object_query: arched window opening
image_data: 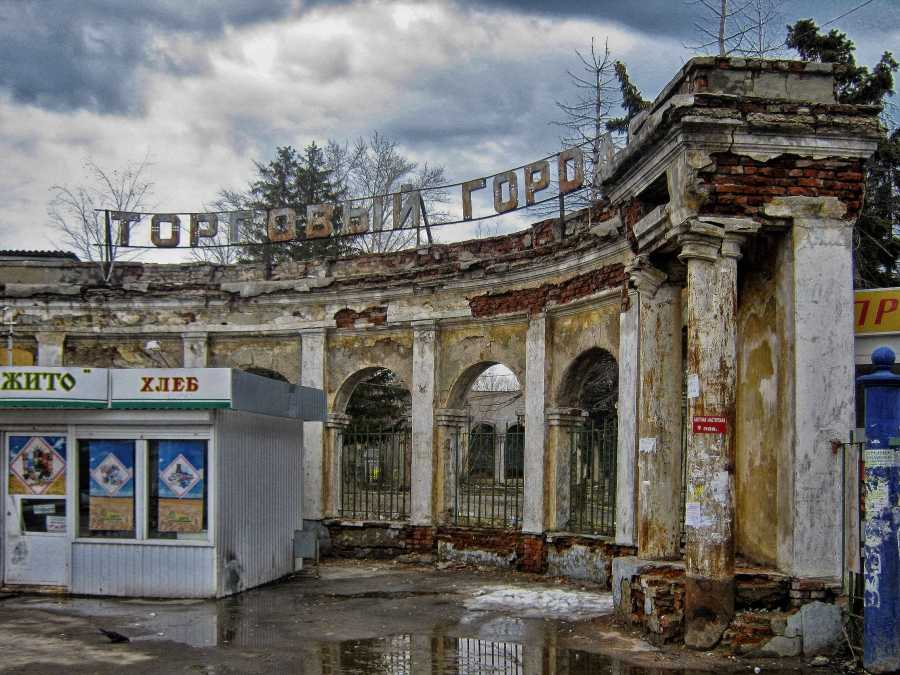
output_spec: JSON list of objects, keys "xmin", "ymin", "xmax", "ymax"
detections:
[
  {"xmin": 450, "ymin": 362, "xmax": 524, "ymax": 529},
  {"xmin": 558, "ymin": 348, "xmax": 618, "ymax": 536},
  {"xmin": 339, "ymin": 368, "xmax": 411, "ymax": 521}
]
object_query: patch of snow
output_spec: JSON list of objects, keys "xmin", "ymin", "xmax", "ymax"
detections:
[{"xmin": 464, "ymin": 586, "xmax": 614, "ymax": 621}]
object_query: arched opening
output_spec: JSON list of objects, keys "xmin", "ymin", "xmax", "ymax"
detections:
[
  {"xmin": 448, "ymin": 362, "xmax": 524, "ymax": 529},
  {"xmin": 344, "ymin": 368, "xmax": 411, "ymax": 434},
  {"xmin": 557, "ymin": 348, "xmax": 618, "ymax": 536},
  {"xmin": 558, "ymin": 347, "xmax": 618, "ymax": 425},
  {"xmin": 337, "ymin": 368, "xmax": 411, "ymax": 521}
]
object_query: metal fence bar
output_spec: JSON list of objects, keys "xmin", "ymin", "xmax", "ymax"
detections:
[
  {"xmin": 339, "ymin": 428, "xmax": 411, "ymax": 521},
  {"xmin": 568, "ymin": 418, "xmax": 617, "ymax": 536},
  {"xmin": 451, "ymin": 428, "xmax": 524, "ymax": 529}
]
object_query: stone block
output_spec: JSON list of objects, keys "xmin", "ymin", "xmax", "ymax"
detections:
[
  {"xmin": 758, "ymin": 635, "xmax": 802, "ymax": 657},
  {"xmin": 799, "ymin": 601, "xmax": 842, "ymax": 656}
]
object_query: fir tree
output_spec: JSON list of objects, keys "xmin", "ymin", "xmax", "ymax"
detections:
[
  {"xmin": 239, "ymin": 143, "xmax": 348, "ymax": 263},
  {"xmin": 605, "ymin": 61, "xmax": 651, "ymax": 137}
]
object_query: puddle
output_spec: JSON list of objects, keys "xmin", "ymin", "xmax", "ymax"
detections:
[
  {"xmin": 318, "ymin": 635, "xmax": 617, "ymax": 674},
  {"xmin": 0, "ymin": 567, "xmax": 845, "ymax": 673}
]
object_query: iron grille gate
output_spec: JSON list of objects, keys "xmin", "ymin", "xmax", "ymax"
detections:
[
  {"xmin": 339, "ymin": 428, "xmax": 411, "ymax": 520},
  {"xmin": 451, "ymin": 425, "xmax": 524, "ymax": 528},
  {"xmin": 568, "ymin": 418, "xmax": 617, "ymax": 536}
]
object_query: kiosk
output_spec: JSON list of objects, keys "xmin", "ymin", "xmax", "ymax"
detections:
[{"xmin": 0, "ymin": 366, "xmax": 324, "ymax": 598}]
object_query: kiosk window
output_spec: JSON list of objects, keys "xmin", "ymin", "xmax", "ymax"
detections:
[
  {"xmin": 78, "ymin": 440, "xmax": 136, "ymax": 539},
  {"xmin": 149, "ymin": 439, "xmax": 208, "ymax": 539},
  {"xmin": 21, "ymin": 499, "xmax": 67, "ymax": 533}
]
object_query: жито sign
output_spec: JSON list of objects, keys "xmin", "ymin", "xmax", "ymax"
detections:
[
  {"xmin": 692, "ymin": 416, "xmax": 727, "ymax": 434},
  {"xmin": 0, "ymin": 367, "xmax": 108, "ymax": 408}
]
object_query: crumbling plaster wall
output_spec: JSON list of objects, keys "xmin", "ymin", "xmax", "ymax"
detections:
[
  {"xmin": 734, "ymin": 234, "xmax": 793, "ymax": 566},
  {"xmin": 437, "ymin": 321, "xmax": 527, "ymax": 409},
  {"xmin": 65, "ymin": 336, "xmax": 183, "ymax": 368},
  {"xmin": 548, "ymin": 299, "xmax": 621, "ymax": 408},
  {"xmin": 209, "ymin": 336, "xmax": 299, "ymax": 383},
  {"xmin": 327, "ymin": 330, "xmax": 414, "ymax": 412}
]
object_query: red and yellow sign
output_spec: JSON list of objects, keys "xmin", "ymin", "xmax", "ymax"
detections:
[{"xmin": 855, "ymin": 288, "xmax": 900, "ymax": 335}]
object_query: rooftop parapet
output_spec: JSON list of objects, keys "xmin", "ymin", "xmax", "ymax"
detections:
[{"xmin": 602, "ymin": 57, "xmax": 883, "ymax": 192}]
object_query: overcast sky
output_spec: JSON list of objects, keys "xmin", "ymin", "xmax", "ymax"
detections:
[{"xmin": 0, "ymin": 0, "xmax": 897, "ymax": 260}]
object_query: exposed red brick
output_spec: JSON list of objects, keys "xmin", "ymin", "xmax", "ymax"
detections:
[
  {"xmin": 468, "ymin": 264, "xmax": 626, "ymax": 318},
  {"xmin": 701, "ymin": 152, "xmax": 865, "ymax": 219},
  {"xmin": 334, "ymin": 305, "xmax": 388, "ymax": 328}
]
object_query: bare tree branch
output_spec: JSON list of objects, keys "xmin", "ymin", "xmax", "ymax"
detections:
[{"xmin": 47, "ymin": 153, "xmax": 153, "ymax": 280}]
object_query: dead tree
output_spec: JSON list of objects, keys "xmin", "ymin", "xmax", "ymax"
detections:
[
  {"xmin": 553, "ymin": 38, "xmax": 618, "ymax": 214},
  {"xmin": 48, "ymin": 155, "xmax": 153, "ymax": 281}
]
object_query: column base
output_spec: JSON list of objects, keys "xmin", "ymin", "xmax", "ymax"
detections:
[{"xmin": 684, "ymin": 575, "xmax": 735, "ymax": 649}]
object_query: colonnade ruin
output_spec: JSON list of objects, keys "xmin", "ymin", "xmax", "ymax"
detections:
[{"xmin": 1, "ymin": 57, "xmax": 883, "ymax": 652}]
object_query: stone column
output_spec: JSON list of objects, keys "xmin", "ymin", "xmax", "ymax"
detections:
[
  {"xmin": 546, "ymin": 408, "xmax": 588, "ymax": 531},
  {"xmin": 765, "ymin": 196, "xmax": 856, "ymax": 580},
  {"xmin": 35, "ymin": 332, "xmax": 65, "ymax": 366},
  {"xmin": 523, "ymin": 313, "xmax": 548, "ymax": 534},
  {"xmin": 410, "ymin": 321, "xmax": 437, "ymax": 525},
  {"xmin": 615, "ymin": 293, "xmax": 639, "ymax": 546},
  {"xmin": 182, "ymin": 331, "xmax": 208, "ymax": 368},
  {"xmin": 300, "ymin": 328, "xmax": 327, "ymax": 519},
  {"xmin": 678, "ymin": 225, "xmax": 741, "ymax": 649},
  {"xmin": 435, "ymin": 408, "xmax": 467, "ymax": 524},
  {"xmin": 631, "ymin": 259, "xmax": 684, "ymax": 560},
  {"xmin": 325, "ymin": 412, "xmax": 350, "ymax": 517}
]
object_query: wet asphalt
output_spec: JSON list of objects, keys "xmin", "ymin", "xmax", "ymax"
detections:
[{"xmin": 0, "ymin": 560, "xmax": 847, "ymax": 674}]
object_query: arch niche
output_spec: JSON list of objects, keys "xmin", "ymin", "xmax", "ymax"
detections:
[{"xmin": 555, "ymin": 347, "xmax": 619, "ymax": 536}]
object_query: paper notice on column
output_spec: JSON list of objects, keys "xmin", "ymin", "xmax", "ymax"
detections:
[
  {"xmin": 711, "ymin": 471, "xmax": 730, "ymax": 502},
  {"xmin": 639, "ymin": 437, "xmax": 657, "ymax": 454},
  {"xmin": 685, "ymin": 502, "xmax": 713, "ymax": 529},
  {"xmin": 686, "ymin": 374, "xmax": 700, "ymax": 399}
]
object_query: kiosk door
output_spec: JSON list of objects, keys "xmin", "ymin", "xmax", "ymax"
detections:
[{"xmin": 4, "ymin": 434, "xmax": 69, "ymax": 586}]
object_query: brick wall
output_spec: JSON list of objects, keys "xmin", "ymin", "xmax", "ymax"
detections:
[
  {"xmin": 468, "ymin": 263, "xmax": 626, "ymax": 318},
  {"xmin": 702, "ymin": 152, "xmax": 865, "ymax": 219},
  {"xmin": 333, "ymin": 305, "xmax": 388, "ymax": 328},
  {"xmin": 325, "ymin": 521, "xmax": 435, "ymax": 558}
]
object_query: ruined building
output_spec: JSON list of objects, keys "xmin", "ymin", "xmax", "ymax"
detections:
[{"xmin": 0, "ymin": 58, "xmax": 883, "ymax": 652}]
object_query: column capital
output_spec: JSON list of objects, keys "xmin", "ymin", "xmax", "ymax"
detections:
[
  {"xmin": 35, "ymin": 331, "xmax": 66, "ymax": 346},
  {"xmin": 721, "ymin": 233, "xmax": 746, "ymax": 260},
  {"xmin": 546, "ymin": 407, "xmax": 587, "ymax": 427},
  {"xmin": 677, "ymin": 234, "xmax": 722, "ymax": 263},
  {"xmin": 299, "ymin": 326, "xmax": 327, "ymax": 337},
  {"xmin": 181, "ymin": 331, "xmax": 208, "ymax": 340},
  {"xmin": 436, "ymin": 408, "xmax": 467, "ymax": 427},
  {"xmin": 326, "ymin": 412, "xmax": 351, "ymax": 429},
  {"xmin": 411, "ymin": 319, "xmax": 436, "ymax": 332},
  {"xmin": 627, "ymin": 256, "xmax": 668, "ymax": 297}
]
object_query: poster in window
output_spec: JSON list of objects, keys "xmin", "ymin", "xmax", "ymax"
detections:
[
  {"xmin": 8, "ymin": 436, "xmax": 66, "ymax": 496},
  {"xmin": 157, "ymin": 440, "xmax": 205, "ymax": 533},
  {"xmin": 88, "ymin": 441, "xmax": 135, "ymax": 531}
]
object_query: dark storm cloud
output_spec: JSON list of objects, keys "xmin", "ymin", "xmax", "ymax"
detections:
[
  {"xmin": 0, "ymin": 0, "xmax": 296, "ymax": 114},
  {"xmin": 457, "ymin": 0, "xmax": 696, "ymax": 37},
  {"xmin": 1, "ymin": 0, "xmax": 891, "ymax": 118}
]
